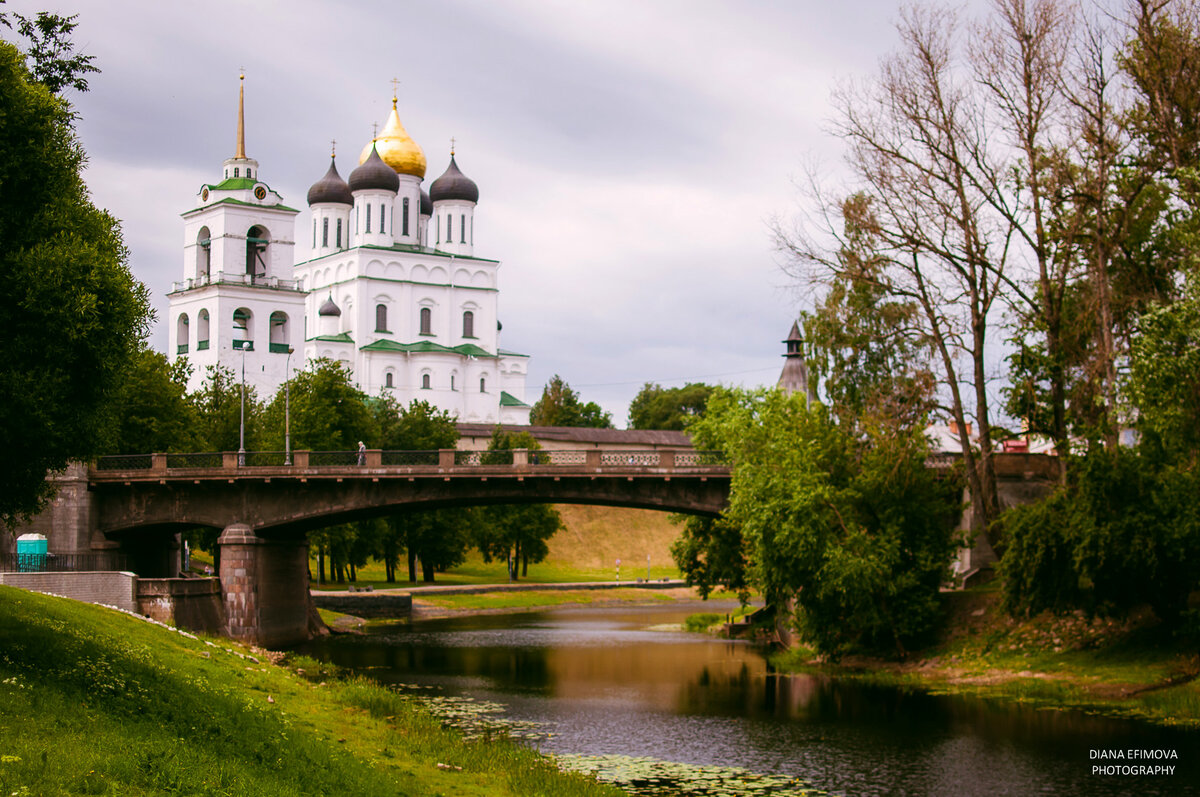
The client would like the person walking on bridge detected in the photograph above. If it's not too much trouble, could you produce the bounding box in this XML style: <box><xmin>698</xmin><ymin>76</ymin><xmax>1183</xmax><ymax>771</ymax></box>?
<box><xmin>357</xmin><ymin>441</ymin><xmax>366</xmax><ymax>466</ymax></box>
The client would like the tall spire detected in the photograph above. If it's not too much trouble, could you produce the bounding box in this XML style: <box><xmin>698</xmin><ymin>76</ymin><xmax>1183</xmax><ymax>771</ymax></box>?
<box><xmin>235</xmin><ymin>72</ymin><xmax>246</xmax><ymax>159</ymax></box>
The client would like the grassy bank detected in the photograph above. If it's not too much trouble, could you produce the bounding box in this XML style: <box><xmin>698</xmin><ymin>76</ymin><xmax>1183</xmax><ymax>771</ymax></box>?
<box><xmin>0</xmin><ymin>586</ymin><xmax>619</xmax><ymax>796</ymax></box>
<box><xmin>311</xmin><ymin>504</ymin><xmax>685</xmax><ymax>590</ymax></box>
<box><xmin>771</xmin><ymin>587</ymin><xmax>1200</xmax><ymax>728</ymax></box>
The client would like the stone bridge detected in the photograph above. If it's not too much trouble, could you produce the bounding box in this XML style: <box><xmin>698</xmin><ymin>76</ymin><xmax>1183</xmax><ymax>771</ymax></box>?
<box><xmin>18</xmin><ymin>448</ymin><xmax>1057</xmax><ymax>649</ymax></box>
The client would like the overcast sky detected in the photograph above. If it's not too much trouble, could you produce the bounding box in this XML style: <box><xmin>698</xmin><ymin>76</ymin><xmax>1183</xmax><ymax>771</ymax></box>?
<box><xmin>14</xmin><ymin>0</ymin><xmax>908</xmax><ymax>426</ymax></box>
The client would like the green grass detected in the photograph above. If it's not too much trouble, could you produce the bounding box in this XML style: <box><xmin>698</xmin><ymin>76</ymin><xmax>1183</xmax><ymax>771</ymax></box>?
<box><xmin>310</xmin><ymin>504</ymin><xmax>686</xmax><ymax>590</ymax></box>
<box><xmin>414</xmin><ymin>588</ymin><xmax>676</xmax><ymax>612</ymax></box>
<box><xmin>770</xmin><ymin>593</ymin><xmax>1200</xmax><ymax>729</ymax></box>
<box><xmin>0</xmin><ymin>586</ymin><xmax>621</xmax><ymax>796</ymax></box>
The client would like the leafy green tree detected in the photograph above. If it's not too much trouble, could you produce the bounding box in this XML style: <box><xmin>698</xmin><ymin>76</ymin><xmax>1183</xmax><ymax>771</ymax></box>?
<box><xmin>190</xmin><ymin>364</ymin><xmax>264</xmax><ymax>452</ymax></box>
<box><xmin>373</xmin><ymin>397</ymin><xmax>462</xmax><ymax>582</ymax></box>
<box><xmin>999</xmin><ymin>450</ymin><xmax>1200</xmax><ymax>623</ymax></box>
<box><xmin>0</xmin><ymin>36</ymin><xmax>150</xmax><ymax>524</ymax></box>
<box><xmin>529</xmin><ymin>375</ymin><xmax>612</xmax><ymax>428</ymax></box>
<box><xmin>669</xmin><ymin>515</ymin><xmax>749</xmax><ymax>602</ymax></box>
<box><xmin>107</xmin><ymin>347</ymin><xmax>197</xmax><ymax>454</ymax></box>
<box><xmin>474</xmin><ymin>428</ymin><xmax>563</xmax><ymax>579</ymax></box>
<box><xmin>0</xmin><ymin>8</ymin><xmax>97</xmax><ymax>95</ymax></box>
<box><xmin>627</xmin><ymin>382</ymin><xmax>714</xmax><ymax>430</ymax></box>
<box><xmin>264</xmin><ymin>358</ymin><xmax>372</xmax><ymax>451</ymax></box>
<box><xmin>688</xmin><ymin>387</ymin><xmax>960</xmax><ymax>658</ymax></box>
<box><xmin>1127</xmin><ymin>275</ymin><xmax>1200</xmax><ymax>458</ymax></box>
<box><xmin>373</xmin><ymin>396</ymin><xmax>458</xmax><ymax>450</ymax></box>
<box><xmin>798</xmin><ymin>194</ymin><xmax>935</xmax><ymax>429</ymax></box>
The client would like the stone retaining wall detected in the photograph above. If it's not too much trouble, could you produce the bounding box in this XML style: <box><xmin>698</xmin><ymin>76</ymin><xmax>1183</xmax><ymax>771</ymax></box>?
<box><xmin>0</xmin><ymin>570</ymin><xmax>137</xmax><ymax>613</ymax></box>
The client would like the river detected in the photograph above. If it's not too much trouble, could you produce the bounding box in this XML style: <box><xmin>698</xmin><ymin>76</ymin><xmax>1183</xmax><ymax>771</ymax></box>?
<box><xmin>298</xmin><ymin>599</ymin><xmax>1200</xmax><ymax>796</ymax></box>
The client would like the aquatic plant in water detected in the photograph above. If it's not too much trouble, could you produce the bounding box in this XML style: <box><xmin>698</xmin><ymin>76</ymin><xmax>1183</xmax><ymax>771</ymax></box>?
<box><xmin>555</xmin><ymin>755</ymin><xmax>822</xmax><ymax>796</ymax></box>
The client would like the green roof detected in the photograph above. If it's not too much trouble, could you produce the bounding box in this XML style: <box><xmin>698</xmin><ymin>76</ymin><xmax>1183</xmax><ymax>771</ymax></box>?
<box><xmin>309</xmin><ymin>332</ymin><xmax>354</xmax><ymax>343</ymax></box>
<box><xmin>209</xmin><ymin>177</ymin><xmax>258</xmax><ymax>191</ymax></box>
<box><xmin>359</xmin><ymin>339</ymin><xmax>500</xmax><ymax>358</ymax></box>
<box><xmin>453</xmin><ymin>343</ymin><xmax>494</xmax><ymax>358</ymax></box>
<box><xmin>497</xmin><ymin>348</ymin><xmax>530</xmax><ymax>358</ymax></box>
<box><xmin>500</xmin><ymin>391</ymin><xmax>530</xmax><ymax>407</ymax></box>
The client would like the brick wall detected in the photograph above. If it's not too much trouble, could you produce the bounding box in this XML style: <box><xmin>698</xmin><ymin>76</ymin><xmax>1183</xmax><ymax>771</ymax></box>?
<box><xmin>0</xmin><ymin>571</ymin><xmax>137</xmax><ymax>613</ymax></box>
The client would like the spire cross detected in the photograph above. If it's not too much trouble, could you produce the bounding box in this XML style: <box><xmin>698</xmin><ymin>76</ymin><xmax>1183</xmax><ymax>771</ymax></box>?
<box><xmin>371</xmin><ymin>121</ymin><xmax>378</xmax><ymax>139</ymax></box>
<box><xmin>330</xmin><ymin>139</ymin><xmax>336</xmax><ymax>158</ymax></box>
<box><xmin>450</xmin><ymin>136</ymin><xmax>456</xmax><ymax>156</ymax></box>
<box><xmin>390</xmin><ymin>77</ymin><xmax>400</xmax><ymax>100</ymax></box>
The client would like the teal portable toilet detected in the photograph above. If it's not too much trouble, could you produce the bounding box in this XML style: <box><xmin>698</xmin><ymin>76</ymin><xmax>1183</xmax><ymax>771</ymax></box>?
<box><xmin>16</xmin><ymin>534</ymin><xmax>47</xmax><ymax>572</ymax></box>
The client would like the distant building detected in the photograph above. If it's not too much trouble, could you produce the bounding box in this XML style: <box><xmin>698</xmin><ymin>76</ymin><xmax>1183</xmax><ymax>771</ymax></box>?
<box><xmin>167</xmin><ymin>78</ymin><xmax>532</xmax><ymax>424</ymax></box>
<box><xmin>777</xmin><ymin>321</ymin><xmax>816</xmax><ymax>405</ymax></box>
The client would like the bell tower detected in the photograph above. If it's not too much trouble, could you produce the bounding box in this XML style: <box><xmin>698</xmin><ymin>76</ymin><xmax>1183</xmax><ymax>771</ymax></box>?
<box><xmin>167</xmin><ymin>75</ymin><xmax>305</xmax><ymax>397</ymax></box>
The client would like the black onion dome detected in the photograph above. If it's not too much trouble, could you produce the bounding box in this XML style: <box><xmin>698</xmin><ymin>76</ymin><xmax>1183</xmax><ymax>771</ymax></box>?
<box><xmin>430</xmin><ymin>155</ymin><xmax>479</xmax><ymax>203</ymax></box>
<box><xmin>419</xmin><ymin>188</ymin><xmax>433</xmax><ymax>216</ymax></box>
<box><xmin>318</xmin><ymin>295</ymin><xmax>341</xmax><ymax>316</ymax></box>
<box><xmin>348</xmin><ymin>145</ymin><xmax>399</xmax><ymax>193</ymax></box>
<box><xmin>307</xmin><ymin>157</ymin><xmax>353</xmax><ymax>206</ymax></box>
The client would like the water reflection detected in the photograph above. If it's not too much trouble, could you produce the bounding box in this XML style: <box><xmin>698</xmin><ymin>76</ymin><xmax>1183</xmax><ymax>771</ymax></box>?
<box><xmin>300</xmin><ymin>601</ymin><xmax>1200</xmax><ymax>796</ymax></box>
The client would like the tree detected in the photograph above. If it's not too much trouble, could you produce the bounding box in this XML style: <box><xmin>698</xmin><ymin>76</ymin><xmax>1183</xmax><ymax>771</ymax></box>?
<box><xmin>797</xmin><ymin>194</ymin><xmax>936</xmax><ymax>429</ymax></box>
<box><xmin>627</xmin><ymin>382</ymin><xmax>714</xmax><ymax>430</ymax></box>
<box><xmin>190</xmin><ymin>364</ymin><xmax>263</xmax><ymax>453</ymax></box>
<box><xmin>263</xmin><ymin>358</ymin><xmax>372</xmax><ymax>451</ymax></box>
<box><xmin>0</xmin><ymin>37</ymin><xmax>150</xmax><ymax>525</ymax></box>
<box><xmin>106</xmin><ymin>347</ymin><xmax>197</xmax><ymax>454</ymax></box>
<box><xmin>475</xmin><ymin>429</ymin><xmax>563</xmax><ymax>579</ymax></box>
<box><xmin>373</xmin><ymin>397</ymin><xmax>463</xmax><ymax>582</ymax></box>
<box><xmin>0</xmin><ymin>8</ymin><xmax>98</xmax><ymax>95</ymax></box>
<box><xmin>687</xmin><ymin>387</ymin><xmax>960</xmax><ymax>658</ymax></box>
<box><xmin>374</xmin><ymin>396</ymin><xmax>458</xmax><ymax>450</ymax></box>
<box><xmin>529</xmin><ymin>375</ymin><xmax>612</xmax><ymax>428</ymax></box>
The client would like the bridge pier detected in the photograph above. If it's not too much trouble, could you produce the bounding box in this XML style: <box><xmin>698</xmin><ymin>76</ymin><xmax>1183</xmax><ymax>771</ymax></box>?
<box><xmin>218</xmin><ymin>524</ymin><xmax>311</xmax><ymax>648</ymax></box>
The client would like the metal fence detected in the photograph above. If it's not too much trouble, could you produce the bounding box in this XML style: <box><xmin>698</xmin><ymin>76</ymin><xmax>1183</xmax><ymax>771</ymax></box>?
<box><xmin>95</xmin><ymin>454</ymin><xmax>153</xmax><ymax>471</ymax></box>
<box><xmin>383</xmin><ymin>450</ymin><xmax>441</xmax><ymax>467</ymax></box>
<box><xmin>0</xmin><ymin>551</ymin><xmax>130</xmax><ymax>573</ymax></box>
<box><xmin>165</xmin><ymin>452</ymin><xmax>223</xmax><ymax>468</ymax></box>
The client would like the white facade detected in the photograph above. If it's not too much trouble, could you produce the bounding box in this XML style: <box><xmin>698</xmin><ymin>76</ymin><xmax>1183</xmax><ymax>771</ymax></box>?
<box><xmin>167</xmin><ymin>84</ymin><xmax>531</xmax><ymax>423</ymax></box>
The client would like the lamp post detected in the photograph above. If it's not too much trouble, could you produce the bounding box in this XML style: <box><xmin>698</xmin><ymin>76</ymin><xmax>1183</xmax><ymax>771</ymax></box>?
<box><xmin>284</xmin><ymin>347</ymin><xmax>294</xmax><ymax>465</ymax></box>
<box><xmin>238</xmin><ymin>340</ymin><xmax>248</xmax><ymax>467</ymax></box>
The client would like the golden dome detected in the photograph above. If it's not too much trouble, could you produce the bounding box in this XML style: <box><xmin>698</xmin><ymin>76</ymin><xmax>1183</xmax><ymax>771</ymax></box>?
<box><xmin>359</xmin><ymin>98</ymin><xmax>425</xmax><ymax>179</ymax></box>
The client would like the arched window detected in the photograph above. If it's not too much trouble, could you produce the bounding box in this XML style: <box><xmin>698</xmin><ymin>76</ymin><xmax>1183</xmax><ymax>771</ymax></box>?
<box><xmin>380</xmin><ymin>204</ymin><xmax>386</xmax><ymax>233</ymax></box>
<box><xmin>365</xmin><ymin>203</ymin><xmax>372</xmax><ymax>233</ymax></box>
<box><xmin>269</xmin><ymin>311</ymin><xmax>289</xmax><ymax>353</ymax></box>
<box><xmin>460</xmin><ymin>214</ymin><xmax>466</xmax><ymax>243</ymax></box>
<box><xmin>451</xmin><ymin>374</ymin><xmax>456</xmax><ymax>391</ymax></box>
<box><xmin>446</xmin><ymin>214</ymin><xmax>452</xmax><ymax>242</ymax></box>
<box><xmin>462</xmin><ymin>310</ymin><xmax>474</xmax><ymax>338</ymax></box>
<box><xmin>336</xmin><ymin>218</ymin><xmax>343</xmax><ymax>248</ymax></box>
<box><xmin>197</xmin><ymin>309</ymin><xmax>210</xmax><ymax>350</ymax></box>
<box><xmin>234</xmin><ymin>167</ymin><xmax>240</xmax><ymax>177</ymax></box>
<box><xmin>375</xmin><ymin>304</ymin><xmax>388</xmax><ymax>332</ymax></box>
<box><xmin>385</xmin><ymin>371</ymin><xmax>394</xmax><ymax>388</ymax></box>
<box><xmin>322</xmin><ymin>217</ymin><xmax>329</xmax><ymax>247</ymax></box>
<box><xmin>420</xmin><ymin>307</ymin><xmax>432</xmax><ymax>335</ymax></box>
<box><xmin>246</xmin><ymin>225</ymin><xmax>268</xmax><ymax>280</ymax></box>
<box><xmin>421</xmin><ymin>373</ymin><xmax>431</xmax><ymax>390</ymax></box>
<box><xmin>480</xmin><ymin>377</ymin><xmax>486</xmax><ymax>393</ymax></box>
<box><xmin>402</xmin><ymin>197</ymin><xmax>410</xmax><ymax>236</ymax></box>
<box><xmin>176</xmin><ymin>313</ymin><xmax>189</xmax><ymax>354</ymax></box>
<box><xmin>232</xmin><ymin>307</ymin><xmax>253</xmax><ymax>349</ymax></box>
<box><xmin>197</xmin><ymin>227</ymin><xmax>211</xmax><ymax>279</ymax></box>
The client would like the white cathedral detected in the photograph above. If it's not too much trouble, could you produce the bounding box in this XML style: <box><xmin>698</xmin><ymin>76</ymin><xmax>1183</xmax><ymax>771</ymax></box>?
<box><xmin>167</xmin><ymin>79</ymin><xmax>532</xmax><ymax>424</ymax></box>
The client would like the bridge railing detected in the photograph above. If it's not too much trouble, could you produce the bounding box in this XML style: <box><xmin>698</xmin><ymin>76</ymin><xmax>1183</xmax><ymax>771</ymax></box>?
<box><xmin>92</xmin><ymin>449</ymin><xmax>732</xmax><ymax>473</ymax></box>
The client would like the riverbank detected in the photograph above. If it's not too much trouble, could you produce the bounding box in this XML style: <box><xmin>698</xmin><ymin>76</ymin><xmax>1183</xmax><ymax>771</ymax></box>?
<box><xmin>770</xmin><ymin>588</ymin><xmax>1200</xmax><ymax>729</ymax></box>
<box><xmin>316</xmin><ymin>583</ymin><xmax>709</xmax><ymax>627</ymax></box>
<box><xmin>0</xmin><ymin>585</ymin><xmax>620</xmax><ymax>796</ymax></box>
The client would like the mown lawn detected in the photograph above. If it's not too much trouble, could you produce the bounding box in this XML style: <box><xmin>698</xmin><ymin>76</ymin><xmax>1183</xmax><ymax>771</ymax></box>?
<box><xmin>0</xmin><ymin>586</ymin><xmax>620</xmax><ymax>796</ymax></box>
